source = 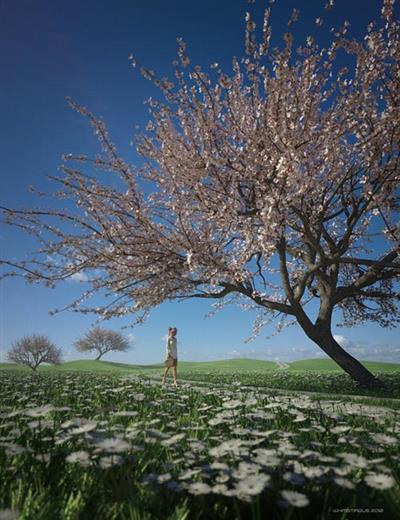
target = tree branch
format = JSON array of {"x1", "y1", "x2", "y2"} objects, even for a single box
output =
[{"x1": 334, "y1": 251, "x2": 399, "y2": 304}]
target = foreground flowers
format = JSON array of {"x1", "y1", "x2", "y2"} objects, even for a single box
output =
[{"x1": 0, "y1": 371, "x2": 398, "y2": 519}]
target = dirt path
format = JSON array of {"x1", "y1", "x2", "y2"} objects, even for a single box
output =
[{"x1": 275, "y1": 361, "x2": 290, "y2": 369}]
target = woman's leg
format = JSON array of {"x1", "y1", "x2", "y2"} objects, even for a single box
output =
[
  {"x1": 162, "y1": 366, "x2": 169, "y2": 384},
  {"x1": 172, "y1": 366, "x2": 177, "y2": 385}
]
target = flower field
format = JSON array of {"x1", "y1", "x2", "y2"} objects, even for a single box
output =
[
  {"x1": 0, "y1": 370, "x2": 399, "y2": 519},
  {"x1": 172, "y1": 370, "x2": 400, "y2": 400}
]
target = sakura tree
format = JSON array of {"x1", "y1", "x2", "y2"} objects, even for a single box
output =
[
  {"x1": 7, "y1": 335, "x2": 62, "y2": 371},
  {"x1": 74, "y1": 327, "x2": 131, "y2": 360},
  {"x1": 1, "y1": 1, "x2": 399, "y2": 387}
]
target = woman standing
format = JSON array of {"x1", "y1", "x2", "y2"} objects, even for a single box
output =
[{"x1": 162, "y1": 327, "x2": 178, "y2": 386}]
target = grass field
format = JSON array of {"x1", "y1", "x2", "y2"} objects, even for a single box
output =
[
  {"x1": 1, "y1": 358, "x2": 399, "y2": 400},
  {"x1": 0, "y1": 358, "x2": 399, "y2": 519},
  {"x1": 1, "y1": 357, "x2": 399, "y2": 374}
]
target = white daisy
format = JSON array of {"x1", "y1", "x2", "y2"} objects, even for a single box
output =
[
  {"x1": 160, "y1": 433, "x2": 185, "y2": 447},
  {"x1": 369, "y1": 433, "x2": 398, "y2": 446},
  {"x1": 302, "y1": 465, "x2": 328, "y2": 479},
  {"x1": 209, "y1": 439, "x2": 243, "y2": 457},
  {"x1": 337, "y1": 453, "x2": 369, "y2": 469},
  {"x1": 24, "y1": 404, "x2": 55, "y2": 417},
  {"x1": 330, "y1": 425, "x2": 351, "y2": 434},
  {"x1": 333, "y1": 477, "x2": 355, "y2": 490},
  {"x1": 186, "y1": 482, "x2": 212, "y2": 495},
  {"x1": 35, "y1": 453, "x2": 51, "y2": 463},
  {"x1": 280, "y1": 490, "x2": 310, "y2": 508},
  {"x1": 157, "y1": 473, "x2": 172, "y2": 483},
  {"x1": 212, "y1": 483, "x2": 229, "y2": 495},
  {"x1": 293, "y1": 414, "x2": 307, "y2": 423},
  {"x1": 70, "y1": 420, "x2": 98, "y2": 435},
  {"x1": 235, "y1": 474, "x2": 271, "y2": 496},
  {"x1": 209, "y1": 461, "x2": 230, "y2": 471},
  {"x1": 5, "y1": 444, "x2": 27, "y2": 456},
  {"x1": 99, "y1": 455, "x2": 124, "y2": 469},
  {"x1": 208, "y1": 417, "x2": 227, "y2": 426},
  {"x1": 244, "y1": 397, "x2": 258, "y2": 407},
  {"x1": 178, "y1": 469, "x2": 201, "y2": 481},
  {"x1": 94, "y1": 438, "x2": 130, "y2": 453},
  {"x1": 112, "y1": 411, "x2": 138, "y2": 417},
  {"x1": 317, "y1": 455, "x2": 337, "y2": 463},
  {"x1": 364, "y1": 472, "x2": 395, "y2": 490},
  {"x1": 333, "y1": 465, "x2": 352, "y2": 476},
  {"x1": 215, "y1": 473, "x2": 230, "y2": 484},
  {"x1": 66, "y1": 451, "x2": 91, "y2": 466}
]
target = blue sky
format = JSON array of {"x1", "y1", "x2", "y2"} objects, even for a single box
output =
[{"x1": 1, "y1": 0, "x2": 399, "y2": 364}]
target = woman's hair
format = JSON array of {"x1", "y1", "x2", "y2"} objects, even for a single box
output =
[{"x1": 168, "y1": 326, "x2": 177, "y2": 333}]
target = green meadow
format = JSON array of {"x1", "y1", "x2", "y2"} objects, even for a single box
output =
[
  {"x1": 1, "y1": 357, "x2": 399, "y2": 374},
  {"x1": 0, "y1": 359, "x2": 399, "y2": 519},
  {"x1": 2, "y1": 358, "x2": 399, "y2": 400}
]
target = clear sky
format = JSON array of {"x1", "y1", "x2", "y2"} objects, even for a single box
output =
[{"x1": 1, "y1": 0, "x2": 399, "y2": 365}]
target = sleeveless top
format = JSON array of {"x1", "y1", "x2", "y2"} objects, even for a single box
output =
[{"x1": 166, "y1": 336, "x2": 177, "y2": 359}]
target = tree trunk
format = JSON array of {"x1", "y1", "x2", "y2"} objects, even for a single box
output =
[
  {"x1": 310, "y1": 328, "x2": 384, "y2": 389},
  {"x1": 95, "y1": 352, "x2": 103, "y2": 361}
]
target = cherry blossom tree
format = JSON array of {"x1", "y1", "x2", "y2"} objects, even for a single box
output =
[
  {"x1": 1, "y1": 0, "x2": 399, "y2": 387},
  {"x1": 74, "y1": 327, "x2": 131, "y2": 360},
  {"x1": 7, "y1": 335, "x2": 62, "y2": 371}
]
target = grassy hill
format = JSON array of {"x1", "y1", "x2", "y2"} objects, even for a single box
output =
[
  {"x1": 1, "y1": 358, "x2": 399, "y2": 373},
  {"x1": 288, "y1": 358, "x2": 400, "y2": 373},
  {"x1": 0, "y1": 360, "x2": 161, "y2": 372},
  {"x1": 0, "y1": 363, "x2": 29, "y2": 371},
  {"x1": 54, "y1": 359, "x2": 277, "y2": 373},
  {"x1": 54, "y1": 360, "x2": 144, "y2": 372},
  {"x1": 167, "y1": 359, "x2": 278, "y2": 372}
]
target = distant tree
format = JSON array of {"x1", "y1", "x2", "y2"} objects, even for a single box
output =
[
  {"x1": 7, "y1": 334, "x2": 62, "y2": 371},
  {"x1": 74, "y1": 327, "x2": 131, "y2": 360}
]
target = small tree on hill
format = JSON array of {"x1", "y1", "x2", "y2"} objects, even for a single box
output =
[
  {"x1": 74, "y1": 327, "x2": 131, "y2": 360},
  {"x1": 7, "y1": 334, "x2": 62, "y2": 371}
]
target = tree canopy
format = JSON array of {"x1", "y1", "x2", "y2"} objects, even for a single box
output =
[
  {"x1": 74, "y1": 327, "x2": 131, "y2": 360},
  {"x1": 7, "y1": 335, "x2": 62, "y2": 370}
]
